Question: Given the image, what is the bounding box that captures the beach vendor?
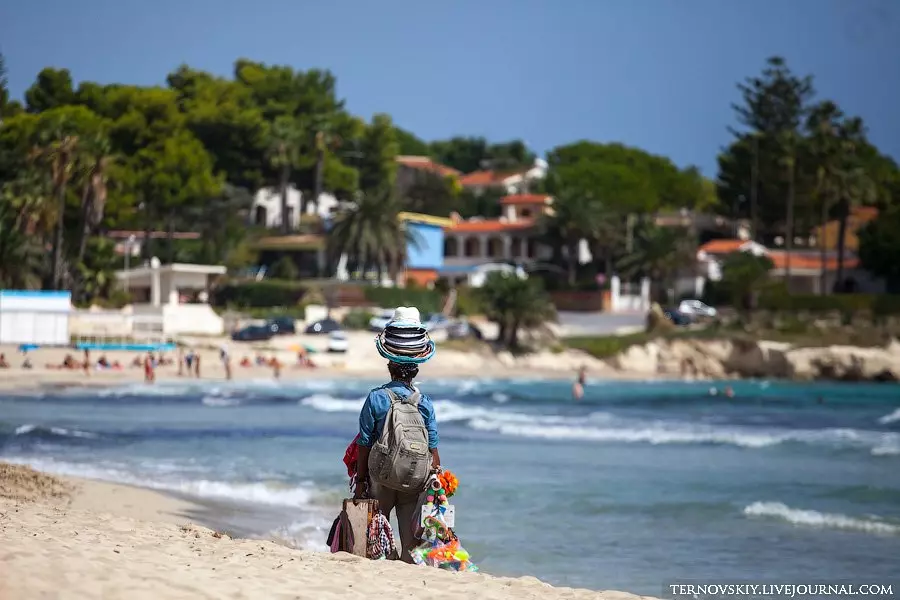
[353,307,440,563]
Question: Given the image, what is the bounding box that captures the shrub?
[214,279,308,308]
[342,308,374,330]
[268,256,299,280]
[566,332,649,359]
[363,286,443,313]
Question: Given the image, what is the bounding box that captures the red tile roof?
[768,252,859,271]
[458,169,528,187]
[697,239,748,254]
[499,194,551,206]
[396,156,461,178]
[446,219,536,233]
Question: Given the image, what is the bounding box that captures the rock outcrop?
[607,338,900,381]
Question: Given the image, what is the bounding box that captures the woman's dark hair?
[388,361,419,382]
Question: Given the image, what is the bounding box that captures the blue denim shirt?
[357,381,439,449]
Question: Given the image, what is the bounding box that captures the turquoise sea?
[1,377,899,596]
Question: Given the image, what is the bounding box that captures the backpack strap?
[382,386,420,406]
[383,388,400,405]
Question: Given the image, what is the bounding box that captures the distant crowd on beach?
[0,344,318,385]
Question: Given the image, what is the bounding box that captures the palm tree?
[0,202,45,288]
[477,271,556,349]
[831,118,876,292]
[806,101,845,294]
[75,135,114,272]
[541,190,606,286]
[266,116,303,235]
[616,222,695,303]
[32,120,80,289]
[326,187,419,284]
[779,131,798,286]
[0,168,53,235]
[76,237,120,303]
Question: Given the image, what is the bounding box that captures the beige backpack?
[367,388,431,492]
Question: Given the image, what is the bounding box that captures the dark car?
[305,318,341,335]
[267,316,296,335]
[664,309,691,326]
[231,324,275,342]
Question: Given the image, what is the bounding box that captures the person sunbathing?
[0,353,9,368]
[240,356,252,368]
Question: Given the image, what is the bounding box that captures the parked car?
[267,316,296,335]
[327,331,349,353]
[422,313,451,331]
[231,324,275,342]
[368,309,396,332]
[678,299,717,318]
[305,318,341,335]
[663,309,692,327]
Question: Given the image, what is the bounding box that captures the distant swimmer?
[724,386,735,398]
[572,367,587,400]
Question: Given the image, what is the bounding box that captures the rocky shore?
[608,337,900,382]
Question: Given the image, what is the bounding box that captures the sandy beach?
[0,463,653,600]
[0,334,655,393]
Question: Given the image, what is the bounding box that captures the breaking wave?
[743,501,900,535]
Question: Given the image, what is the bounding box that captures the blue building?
[399,212,453,287]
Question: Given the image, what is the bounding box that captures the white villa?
[457,158,548,195]
[249,187,340,230]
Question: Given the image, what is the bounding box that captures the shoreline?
[0,463,653,599]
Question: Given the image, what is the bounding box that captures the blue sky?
[1,0,897,175]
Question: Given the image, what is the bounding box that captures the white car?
[327,331,349,353]
[368,309,395,332]
[678,299,717,318]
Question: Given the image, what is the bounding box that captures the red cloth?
[343,434,361,478]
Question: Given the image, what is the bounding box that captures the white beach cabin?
[0,290,72,345]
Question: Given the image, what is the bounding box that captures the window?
[444,237,459,257]
[464,237,480,257]
[487,237,504,258]
[254,205,267,226]
[520,208,532,219]
[510,236,522,258]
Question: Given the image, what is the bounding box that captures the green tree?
[183,183,255,266]
[545,141,705,213]
[0,200,45,288]
[327,188,415,283]
[24,67,77,113]
[616,223,695,302]
[0,52,24,121]
[74,133,114,274]
[166,65,268,190]
[430,137,535,173]
[858,206,900,292]
[541,189,608,286]
[356,113,399,193]
[132,131,222,261]
[717,56,815,242]
[76,237,120,303]
[403,172,459,216]
[268,255,300,280]
[265,115,303,234]
[32,114,82,288]
[394,126,430,156]
[719,252,774,310]
[477,271,556,349]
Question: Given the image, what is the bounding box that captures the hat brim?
[375,336,435,364]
